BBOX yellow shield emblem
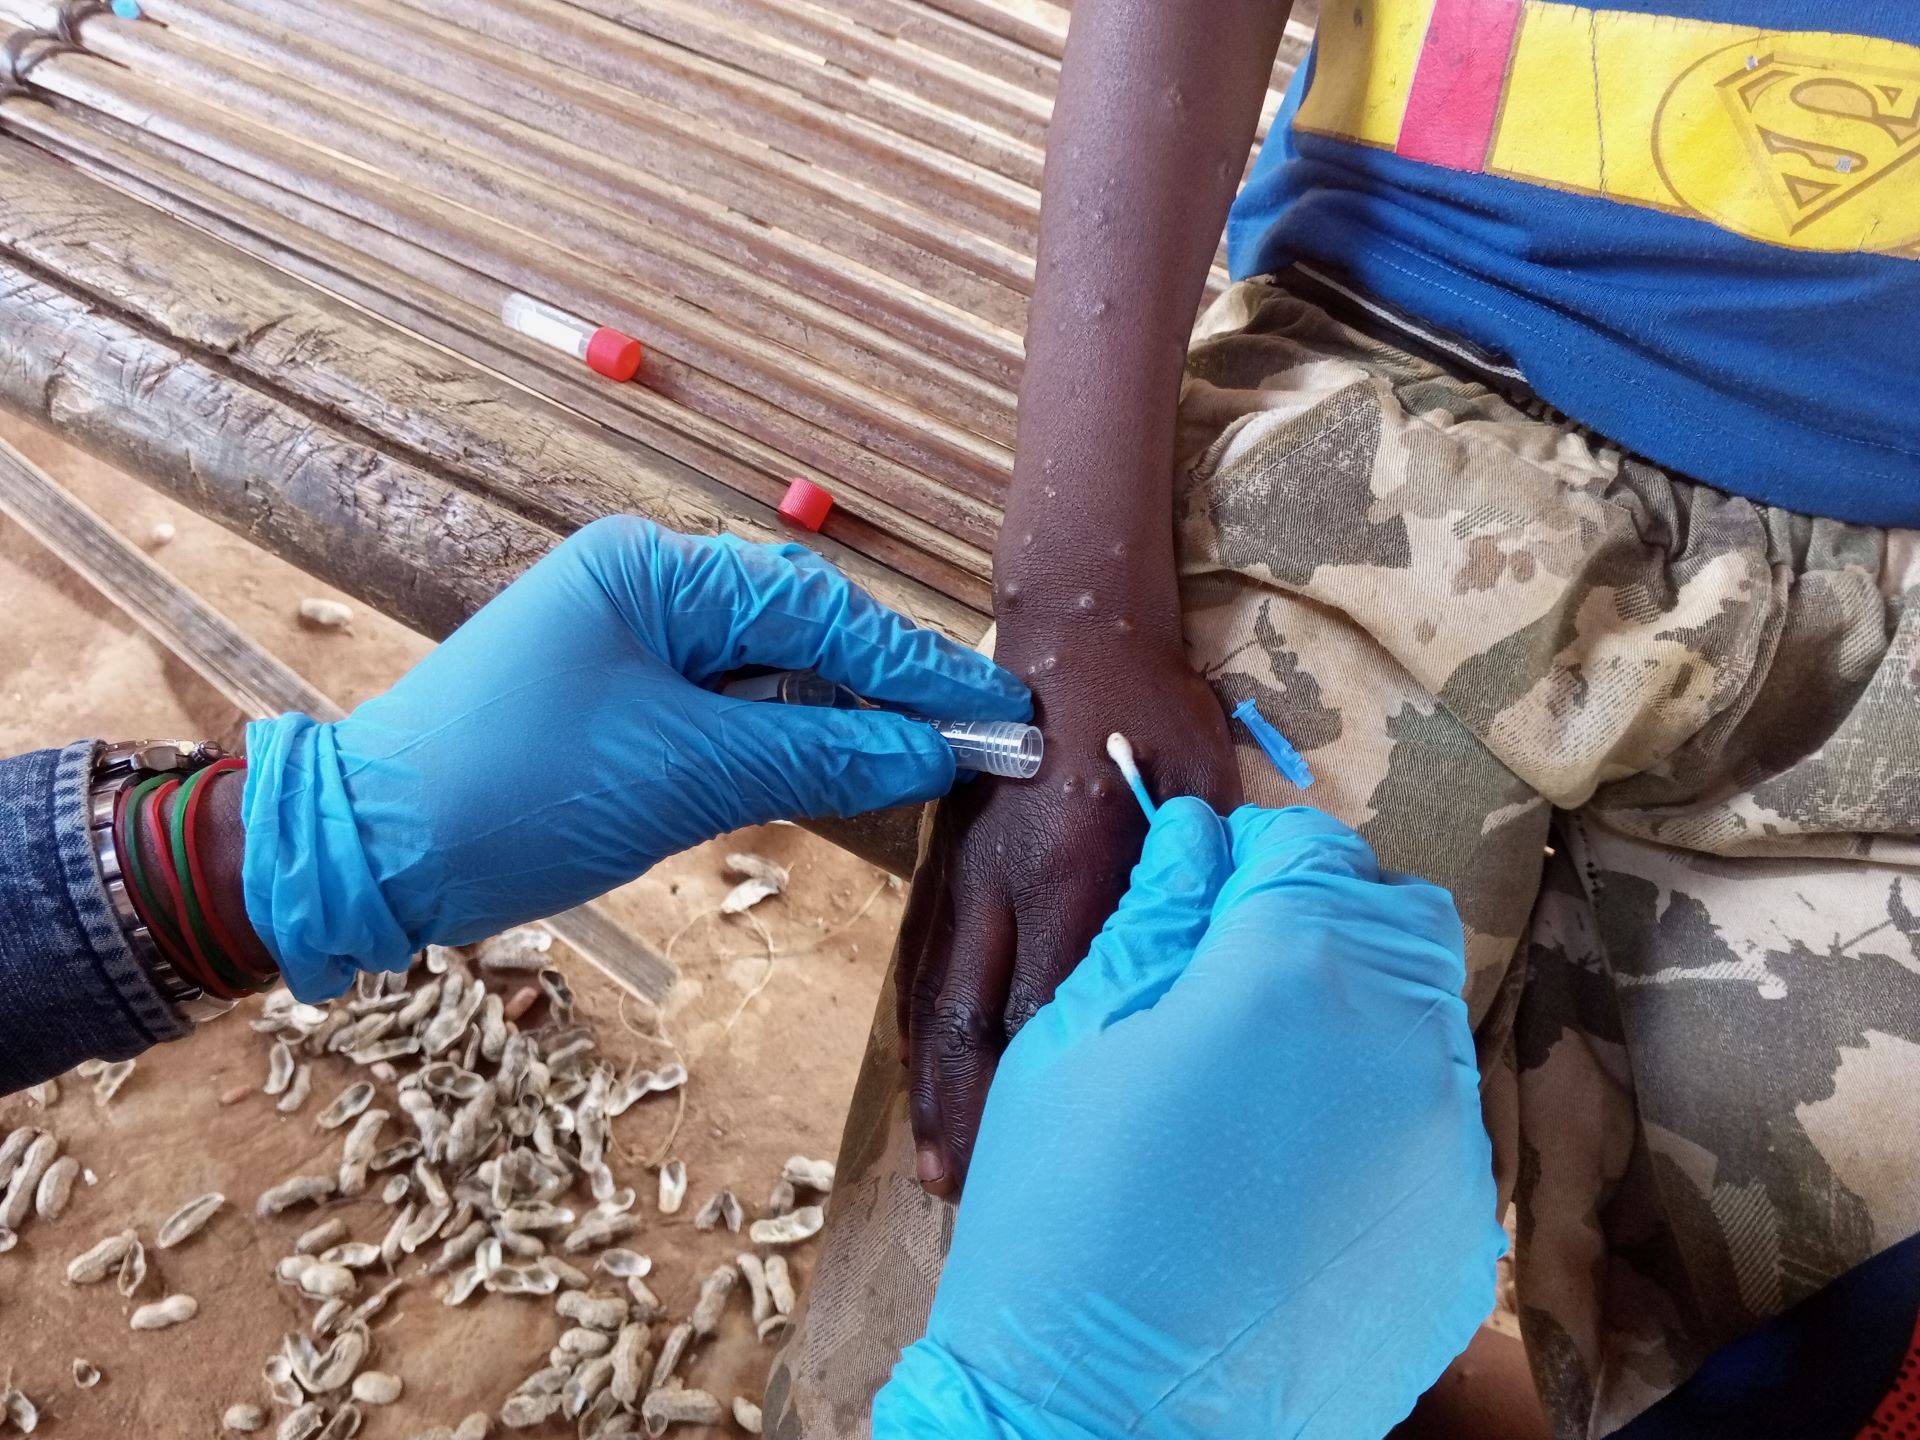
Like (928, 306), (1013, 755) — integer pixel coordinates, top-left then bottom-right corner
(1655, 34), (1920, 253)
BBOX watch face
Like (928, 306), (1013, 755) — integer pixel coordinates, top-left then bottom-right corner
(96, 741), (228, 787)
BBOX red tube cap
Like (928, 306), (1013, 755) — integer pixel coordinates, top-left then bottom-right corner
(778, 476), (834, 531)
(585, 327), (643, 382)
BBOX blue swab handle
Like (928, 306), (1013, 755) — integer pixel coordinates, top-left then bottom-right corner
(1105, 733), (1156, 819)
(1233, 699), (1315, 789)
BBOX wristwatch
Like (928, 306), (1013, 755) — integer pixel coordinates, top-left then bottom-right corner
(86, 739), (240, 1024)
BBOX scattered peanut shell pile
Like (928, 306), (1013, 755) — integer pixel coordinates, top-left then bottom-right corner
(1, 1084), (135, 1431)
(34, 927), (835, 1437)
(4, 920), (835, 1436)
(1, 1077), (115, 1257)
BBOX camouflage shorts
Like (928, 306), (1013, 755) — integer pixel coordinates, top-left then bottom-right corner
(768, 279), (1920, 1440)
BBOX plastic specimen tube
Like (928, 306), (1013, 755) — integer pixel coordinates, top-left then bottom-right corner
(720, 671), (843, 707)
(501, 293), (642, 381)
(501, 293), (596, 360)
(718, 670), (1043, 779)
(927, 718), (1043, 779)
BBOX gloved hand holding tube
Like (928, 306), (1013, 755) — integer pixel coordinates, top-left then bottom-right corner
(874, 800), (1507, 1440)
(241, 518), (1032, 1002)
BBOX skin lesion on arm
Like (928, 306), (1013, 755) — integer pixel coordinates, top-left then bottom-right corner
(897, 0), (1290, 1203)
(996, 0), (1294, 631)
(1389, 1326), (1551, 1440)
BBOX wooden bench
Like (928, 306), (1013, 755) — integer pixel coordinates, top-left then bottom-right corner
(0, 0), (1311, 873)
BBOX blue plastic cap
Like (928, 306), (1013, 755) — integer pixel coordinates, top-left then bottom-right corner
(110, 0), (141, 17)
(1232, 698), (1315, 790)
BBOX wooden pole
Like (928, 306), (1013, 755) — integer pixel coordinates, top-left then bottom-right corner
(0, 253), (554, 639)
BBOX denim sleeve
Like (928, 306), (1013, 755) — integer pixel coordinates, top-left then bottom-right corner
(0, 743), (189, 1095)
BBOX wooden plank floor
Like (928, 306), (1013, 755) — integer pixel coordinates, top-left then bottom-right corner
(0, 0), (1311, 635)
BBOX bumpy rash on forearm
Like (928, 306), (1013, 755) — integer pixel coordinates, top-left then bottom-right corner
(998, 0), (1292, 642)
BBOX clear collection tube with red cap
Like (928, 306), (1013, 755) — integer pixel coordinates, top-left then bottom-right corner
(497, 296), (842, 539)
(502, 292), (643, 382)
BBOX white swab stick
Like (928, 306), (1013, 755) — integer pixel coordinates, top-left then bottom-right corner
(1106, 732), (1156, 818)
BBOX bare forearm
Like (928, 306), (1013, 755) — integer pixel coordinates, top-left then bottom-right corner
(998, 0), (1289, 642)
(903, 0), (1273, 1195)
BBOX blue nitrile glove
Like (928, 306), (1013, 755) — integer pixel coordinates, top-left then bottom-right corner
(241, 518), (1030, 1001)
(873, 800), (1505, 1440)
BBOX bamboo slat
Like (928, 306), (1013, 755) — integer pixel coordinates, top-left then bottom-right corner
(147, 0), (1029, 385)
(0, 133), (988, 636)
(698, 0), (1051, 143)
(3, 97), (996, 606)
(220, 0), (1039, 298)
(826, 0), (1059, 95)
(556, 0), (1049, 173)
(394, 0), (1043, 247)
(908, 0), (1065, 61)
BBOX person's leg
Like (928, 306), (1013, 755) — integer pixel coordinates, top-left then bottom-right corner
(1511, 512), (1920, 1434)
(1506, 834), (1646, 1436)
(771, 279), (1852, 1437)
(1519, 824), (1920, 1435)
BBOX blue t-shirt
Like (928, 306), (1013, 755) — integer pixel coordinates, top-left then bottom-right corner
(1228, 0), (1920, 527)
(1606, 1227), (1920, 1438)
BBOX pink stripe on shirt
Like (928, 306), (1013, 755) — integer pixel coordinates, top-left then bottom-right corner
(1395, 0), (1525, 171)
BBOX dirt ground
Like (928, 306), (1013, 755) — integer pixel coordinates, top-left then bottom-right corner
(0, 415), (904, 1437)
